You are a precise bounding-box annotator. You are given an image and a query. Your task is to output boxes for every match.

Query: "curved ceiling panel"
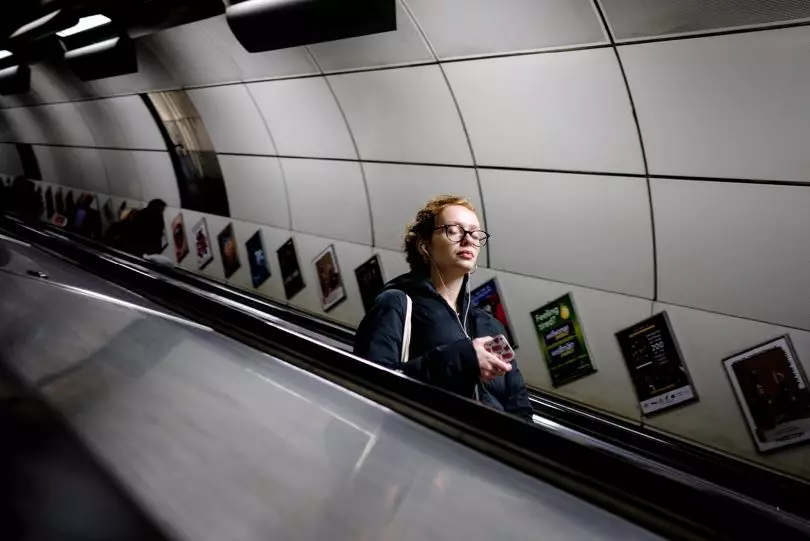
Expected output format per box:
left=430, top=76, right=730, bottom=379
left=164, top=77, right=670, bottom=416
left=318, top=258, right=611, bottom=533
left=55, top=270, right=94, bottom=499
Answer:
left=0, top=143, right=24, bottom=177
left=1, top=106, right=49, bottom=144
left=100, top=149, right=179, bottom=205
left=363, top=162, right=482, bottom=255
left=186, top=85, right=276, bottom=156
left=282, top=158, right=371, bottom=245
left=198, top=16, right=318, bottom=82
left=601, top=0, right=810, bottom=41
left=653, top=178, right=810, bottom=331
left=218, top=154, right=289, bottom=229
left=405, top=0, right=607, bottom=59
left=248, top=77, right=356, bottom=159
left=41, top=102, right=95, bottom=146
left=307, top=0, right=433, bottom=73
left=620, top=26, right=810, bottom=183
left=445, top=49, right=644, bottom=174
left=34, top=146, right=109, bottom=193
left=87, top=40, right=178, bottom=98
left=481, top=169, right=654, bottom=298
left=328, top=65, right=472, bottom=165
left=142, top=18, right=241, bottom=87
left=76, top=96, right=167, bottom=150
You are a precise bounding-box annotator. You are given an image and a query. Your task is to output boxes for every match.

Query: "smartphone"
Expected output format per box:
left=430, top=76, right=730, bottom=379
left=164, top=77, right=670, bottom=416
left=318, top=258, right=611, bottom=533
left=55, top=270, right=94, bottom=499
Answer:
left=484, top=334, right=515, bottom=363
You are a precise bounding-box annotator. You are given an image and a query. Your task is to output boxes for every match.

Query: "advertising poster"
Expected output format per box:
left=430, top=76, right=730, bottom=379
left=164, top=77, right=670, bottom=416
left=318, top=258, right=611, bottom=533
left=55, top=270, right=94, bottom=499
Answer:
left=314, top=244, right=346, bottom=312
left=171, top=213, right=189, bottom=263
left=531, top=293, right=595, bottom=387
left=217, top=223, right=241, bottom=279
left=277, top=238, right=305, bottom=300
left=471, top=278, right=518, bottom=349
left=45, top=187, right=55, bottom=218
left=724, top=336, right=810, bottom=453
left=616, top=312, right=697, bottom=415
left=191, top=217, right=214, bottom=270
left=246, top=230, right=271, bottom=288
left=55, top=188, right=65, bottom=216
left=355, top=254, right=385, bottom=313
left=65, top=191, right=76, bottom=220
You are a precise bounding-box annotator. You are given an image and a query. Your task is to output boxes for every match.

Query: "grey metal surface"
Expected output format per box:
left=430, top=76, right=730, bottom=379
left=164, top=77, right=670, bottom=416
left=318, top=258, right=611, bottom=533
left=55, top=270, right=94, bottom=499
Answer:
left=0, top=244, right=663, bottom=541
left=600, top=0, right=810, bottom=41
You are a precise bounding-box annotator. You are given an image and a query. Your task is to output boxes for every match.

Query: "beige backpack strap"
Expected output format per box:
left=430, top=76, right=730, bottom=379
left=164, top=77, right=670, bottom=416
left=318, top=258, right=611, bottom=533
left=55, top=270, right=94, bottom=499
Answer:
left=400, top=293, right=413, bottom=365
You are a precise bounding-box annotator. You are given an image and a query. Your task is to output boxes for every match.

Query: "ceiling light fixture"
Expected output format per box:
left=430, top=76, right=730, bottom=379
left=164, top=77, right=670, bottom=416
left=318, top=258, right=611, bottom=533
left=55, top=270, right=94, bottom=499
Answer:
left=56, top=14, right=112, bottom=38
left=10, top=10, right=62, bottom=39
left=0, top=50, right=12, bottom=60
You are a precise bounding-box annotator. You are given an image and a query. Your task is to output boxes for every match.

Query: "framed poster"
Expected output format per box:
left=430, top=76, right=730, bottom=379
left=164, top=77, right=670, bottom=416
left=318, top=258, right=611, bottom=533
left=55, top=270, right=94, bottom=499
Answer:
left=55, top=188, right=65, bottom=215
left=191, top=217, right=214, bottom=270
left=616, top=312, right=697, bottom=416
left=724, top=336, right=810, bottom=453
left=531, top=293, right=596, bottom=387
left=313, top=244, right=346, bottom=312
left=65, top=190, right=75, bottom=220
left=471, top=278, right=518, bottom=349
left=217, top=223, right=241, bottom=278
left=277, top=238, right=304, bottom=300
left=355, top=254, right=385, bottom=313
left=245, top=230, right=271, bottom=288
left=171, top=213, right=189, bottom=263
left=45, top=187, right=55, bottom=218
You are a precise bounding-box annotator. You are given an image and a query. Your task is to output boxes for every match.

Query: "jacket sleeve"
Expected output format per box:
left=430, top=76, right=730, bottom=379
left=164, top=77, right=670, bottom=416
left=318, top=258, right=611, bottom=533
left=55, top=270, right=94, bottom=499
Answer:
left=476, top=313, right=533, bottom=421
left=353, top=290, right=480, bottom=395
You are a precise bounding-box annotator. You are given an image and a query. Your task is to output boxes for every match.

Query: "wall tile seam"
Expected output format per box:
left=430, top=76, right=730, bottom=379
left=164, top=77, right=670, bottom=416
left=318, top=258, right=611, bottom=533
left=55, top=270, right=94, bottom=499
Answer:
left=5, top=143, right=810, bottom=187
left=303, top=47, right=376, bottom=248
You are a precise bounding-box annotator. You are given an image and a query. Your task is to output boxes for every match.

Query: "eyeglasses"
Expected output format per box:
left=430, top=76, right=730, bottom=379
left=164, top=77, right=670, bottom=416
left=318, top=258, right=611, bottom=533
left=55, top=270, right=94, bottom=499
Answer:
left=433, top=224, right=490, bottom=247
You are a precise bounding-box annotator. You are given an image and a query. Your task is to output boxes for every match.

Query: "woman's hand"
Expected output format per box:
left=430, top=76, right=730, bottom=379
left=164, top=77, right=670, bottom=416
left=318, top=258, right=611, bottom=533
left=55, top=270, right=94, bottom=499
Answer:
left=472, top=336, right=512, bottom=381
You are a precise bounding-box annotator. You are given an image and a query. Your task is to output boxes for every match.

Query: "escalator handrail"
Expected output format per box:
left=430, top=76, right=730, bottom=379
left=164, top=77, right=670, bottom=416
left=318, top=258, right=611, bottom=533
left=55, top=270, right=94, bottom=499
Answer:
left=3, top=215, right=810, bottom=540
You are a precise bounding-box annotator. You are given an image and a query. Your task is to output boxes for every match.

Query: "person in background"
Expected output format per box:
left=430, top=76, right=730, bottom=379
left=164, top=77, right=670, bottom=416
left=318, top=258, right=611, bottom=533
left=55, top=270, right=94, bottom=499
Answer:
left=353, top=195, right=532, bottom=421
left=4, top=177, right=42, bottom=220
left=72, top=194, right=102, bottom=240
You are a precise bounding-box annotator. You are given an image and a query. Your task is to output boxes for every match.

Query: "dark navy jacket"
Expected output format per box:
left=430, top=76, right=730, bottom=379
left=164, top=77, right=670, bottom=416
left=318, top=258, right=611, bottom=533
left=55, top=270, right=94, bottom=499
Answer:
left=353, top=271, right=532, bottom=421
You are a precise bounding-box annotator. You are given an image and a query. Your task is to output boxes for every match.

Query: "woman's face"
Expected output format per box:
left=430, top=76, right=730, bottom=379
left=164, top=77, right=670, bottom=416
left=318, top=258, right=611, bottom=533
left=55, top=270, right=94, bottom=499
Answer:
left=426, top=205, right=482, bottom=276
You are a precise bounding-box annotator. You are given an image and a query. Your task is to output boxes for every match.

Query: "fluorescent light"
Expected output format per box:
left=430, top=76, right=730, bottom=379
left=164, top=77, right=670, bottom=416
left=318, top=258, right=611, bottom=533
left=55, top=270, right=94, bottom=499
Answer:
left=0, top=50, right=12, bottom=60
left=10, top=10, right=61, bottom=39
left=56, top=14, right=111, bottom=37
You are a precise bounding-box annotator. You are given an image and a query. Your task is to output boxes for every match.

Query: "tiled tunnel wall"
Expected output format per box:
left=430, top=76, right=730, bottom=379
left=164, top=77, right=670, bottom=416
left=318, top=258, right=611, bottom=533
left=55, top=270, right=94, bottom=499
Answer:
left=1, top=0, right=809, bottom=478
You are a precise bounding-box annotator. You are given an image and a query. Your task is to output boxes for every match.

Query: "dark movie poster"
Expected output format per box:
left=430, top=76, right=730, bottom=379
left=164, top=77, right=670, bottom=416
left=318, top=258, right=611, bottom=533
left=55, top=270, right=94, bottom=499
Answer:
left=55, top=188, right=65, bottom=216
left=246, top=230, right=271, bottom=288
left=724, top=336, right=810, bottom=453
left=277, top=238, right=304, bottom=300
left=531, top=293, right=596, bottom=387
left=65, top=191, right=75, bottom=221
left=217, top=223, right=241, bottom=279
left=616, top=312, right=697, bottom=415
left=171, top=213, right=189, bottom=263
left=45, top=187, right=54, bottom=218
left=355, top=254, right=384, bottom=313
left=471, top=278, right=518, bottom=349
left=313, top=244, right=346, bottom=312
left=191, top=217, right=214, bottom=270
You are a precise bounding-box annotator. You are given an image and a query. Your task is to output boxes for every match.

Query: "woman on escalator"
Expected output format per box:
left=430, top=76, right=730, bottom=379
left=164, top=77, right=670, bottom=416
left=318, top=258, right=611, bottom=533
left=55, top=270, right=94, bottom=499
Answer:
left=354, top=195, right=532, bottom=421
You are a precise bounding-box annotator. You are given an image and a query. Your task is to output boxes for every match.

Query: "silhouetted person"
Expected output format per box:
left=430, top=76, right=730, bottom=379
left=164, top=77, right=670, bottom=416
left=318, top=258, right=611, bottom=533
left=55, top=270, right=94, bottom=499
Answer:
left=4, top=177, right=42, bottom=220
left=126, top=199, right=167, bottom=257
left=73, top=194, right=102, bottom=240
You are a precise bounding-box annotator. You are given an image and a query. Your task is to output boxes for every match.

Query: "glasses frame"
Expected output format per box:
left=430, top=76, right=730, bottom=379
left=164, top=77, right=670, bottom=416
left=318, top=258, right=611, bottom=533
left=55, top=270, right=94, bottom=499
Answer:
left=433, top=224, right=491, bottom=247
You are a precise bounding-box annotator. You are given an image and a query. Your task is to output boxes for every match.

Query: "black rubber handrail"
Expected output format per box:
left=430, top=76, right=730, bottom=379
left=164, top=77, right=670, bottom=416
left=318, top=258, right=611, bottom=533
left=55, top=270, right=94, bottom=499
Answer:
left=3, top=215, right=810, bottom=541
